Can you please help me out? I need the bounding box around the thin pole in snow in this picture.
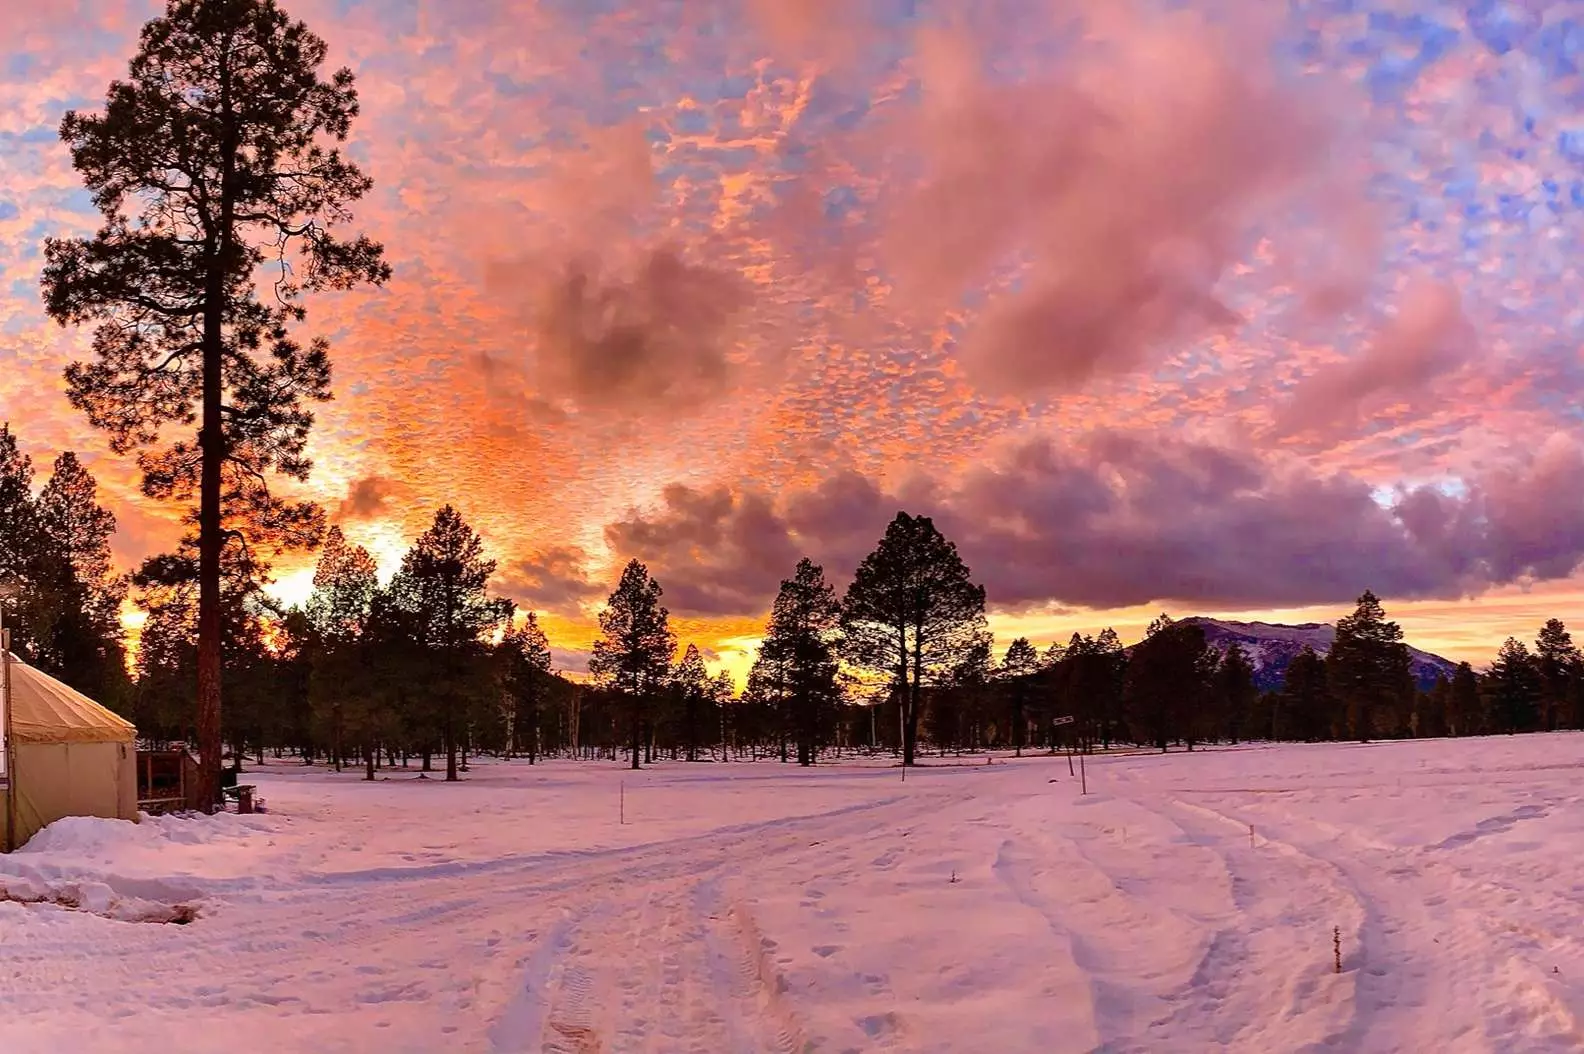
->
[620,780,625,825]
[1079,749,1087,796]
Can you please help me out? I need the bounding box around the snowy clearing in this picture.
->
[2,737,1583,1052]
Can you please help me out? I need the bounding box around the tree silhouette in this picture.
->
[1278,645,1332,741]
[753,558,843,766]
[842,513,986,767]
[385,507,511,780]
[34,452,129,704]
[1124,615,1214,751]
[501,613,553,762]
[306,526,379,777]
[1533,619,1579,732]
[0,426,49,658]
[1485,637,1541,734]
[671,643,714,763]
[1448,661,1482,736]
[590,560,676,770]
[1216,641,1256,744]
[1327,591,1412,742]
[999,637,1040,756]
[42,0,389,810]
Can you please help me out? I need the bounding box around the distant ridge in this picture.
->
[1177,617,1459,693]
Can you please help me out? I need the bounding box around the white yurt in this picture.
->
[2,654,138,850]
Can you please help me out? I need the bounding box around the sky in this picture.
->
[3,0,1584,685]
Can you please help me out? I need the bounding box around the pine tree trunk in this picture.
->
[195,294,224,814]
[364,739,375,781]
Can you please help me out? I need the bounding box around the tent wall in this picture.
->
[3,739,138,848]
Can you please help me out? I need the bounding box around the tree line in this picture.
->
[4,423,1583,773]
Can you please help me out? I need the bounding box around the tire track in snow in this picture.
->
[1213,793,1584,1052]
[505,786,964,1054]
[1161,798,1364,1051]
[698,881,810,1054]
[1170,796,1487,1053]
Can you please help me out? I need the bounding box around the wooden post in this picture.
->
[1079,748,1087,796]
[620,780,625,825]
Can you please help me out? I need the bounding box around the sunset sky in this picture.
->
[3,0,1583,685]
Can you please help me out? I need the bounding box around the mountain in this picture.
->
[1177,617,1459,693]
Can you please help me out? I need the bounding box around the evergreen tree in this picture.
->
[500,613,553,761]
[132,567,198,745]
[1448,661,1482,736]
[0,425,48,658]
[35,452,129,703]
[1092,627,1127,748]
[1484,637,1541,734]
[1327,591,1412,742]
[385,507,511,780]
[43,0,390,810]
[1419,675,1450,738]
[306,527,380,777]
[1216,641,1257,743]
[942,637,993,752]
[841,512,987,767]
[1534,619,1579,732]
[999,637,1040,756]
[589,560,676,770]
[672,643,713,763]
[1277,645,1331,740]
[1124,615,1214,750]
[744,628,793,760]
[752,559,843,766]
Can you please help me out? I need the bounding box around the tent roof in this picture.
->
[4,655,135,744]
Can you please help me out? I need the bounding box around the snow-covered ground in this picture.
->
[2,737,1583,1052]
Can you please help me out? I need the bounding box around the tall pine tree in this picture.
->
[43,0,390,809]
[752,559,843,766]
[35,452,129,703]
[306,527,380,777]
[671,644,714,763]
[1484,637,1541,734]
[999,637,1040,756]
[0,426,48,658]
[385,507,511,780]
[1278,645,1331,740]
[1448,661,1482,736]
[1327,591,1412,742]
[590,560,676,770]
[500,613,553,762]
[841,513,986,767]
[1216,641,1257,744]
[1534,619,1579,732]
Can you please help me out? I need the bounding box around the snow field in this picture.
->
[0,736,1582,1051]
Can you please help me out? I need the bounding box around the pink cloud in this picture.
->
[1278,279,1477,439]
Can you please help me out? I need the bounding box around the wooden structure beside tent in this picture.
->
[1,653,138,851]
[136,748,202,814]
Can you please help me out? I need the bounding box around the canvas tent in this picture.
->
[2,653,138,850]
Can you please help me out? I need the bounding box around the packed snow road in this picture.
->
[1,737,1583,1052]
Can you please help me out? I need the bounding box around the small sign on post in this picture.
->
[1052,715,1075,726]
